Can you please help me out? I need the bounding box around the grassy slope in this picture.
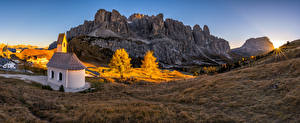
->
[0,41,300,122]
[16,49,55,60]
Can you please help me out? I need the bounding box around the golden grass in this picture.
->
[82,62,98,68]
[0,40,299,122]
[15,49,55,60]
[93,67,194,83]
[0,56,299,122]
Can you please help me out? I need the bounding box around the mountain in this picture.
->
[48,41,57,50]
[66,9,232,68]
[232,37,274,57]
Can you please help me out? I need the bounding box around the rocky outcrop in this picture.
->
[232,37,274,57]
[48,41,57,50]
[67,9,232,67]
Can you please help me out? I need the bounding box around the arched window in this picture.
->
[51,70,54,79]
[63,42,65,47]
[59,72,63,81]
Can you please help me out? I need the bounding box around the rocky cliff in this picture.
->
[232,37,274,57]
[48,41,57,50]
[67,9,232,67]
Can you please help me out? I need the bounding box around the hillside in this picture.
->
[0,40,299,122]
[16,49,55,60]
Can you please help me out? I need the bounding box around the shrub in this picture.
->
[105,78,115,83]
[203,66,217,74]
[193,72,199,76]
[31,82,53,91]
[42,85,53,91]
[59,85,65,92]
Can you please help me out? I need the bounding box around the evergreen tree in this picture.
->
[141,51,159,76]
[109,49,131,79]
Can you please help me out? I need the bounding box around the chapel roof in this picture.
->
[46,52,86,70]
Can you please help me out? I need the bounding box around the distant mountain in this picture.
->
[67,9,233,68]
[232,37,274,57]
[48,41,57,50]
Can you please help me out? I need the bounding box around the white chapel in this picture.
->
[46,33,86,89]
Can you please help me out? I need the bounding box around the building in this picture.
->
[46,33,86,89]
[56,33,67,53]
[0,58,17,69]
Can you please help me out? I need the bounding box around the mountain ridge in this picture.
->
[66,9,232,67]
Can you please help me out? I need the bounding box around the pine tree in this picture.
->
[141,51,159,77]
[109,49,131,79]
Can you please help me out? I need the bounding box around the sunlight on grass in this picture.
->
[95,49,195,83]
[273,48,288,61]
[91,67,194,83]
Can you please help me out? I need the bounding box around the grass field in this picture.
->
[0,40,299,122]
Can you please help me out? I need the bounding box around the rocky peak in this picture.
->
[156,13,164,20]
[203,25,210,36]
[128,13,165,38]
[67,9,232,66]
[94,9,127,23]
[164,18,193,41]
[128,13,146,21]
[128,13,163,21]
[94,9,111,23]
[243,37,273,48]
[192,24,205,45]
[232,37,274,57]
[111,9,124,21]
[193,24,202,31]
[93,9,129,35]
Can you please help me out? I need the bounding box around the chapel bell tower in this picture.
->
[56,33,67,53]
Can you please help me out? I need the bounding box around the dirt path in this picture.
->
[0,74,90,92]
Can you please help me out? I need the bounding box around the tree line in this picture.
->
[109,49,159,79]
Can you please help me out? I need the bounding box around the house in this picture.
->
[46,33,86,89]
[0,58,17,69]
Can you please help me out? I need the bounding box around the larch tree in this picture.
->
[141,51,159,77]
[109,48,131,79]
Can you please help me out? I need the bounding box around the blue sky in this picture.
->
[0,0,299,48]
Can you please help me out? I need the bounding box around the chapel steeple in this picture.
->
[56,33,67,53]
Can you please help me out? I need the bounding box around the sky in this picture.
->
[0,0,299,48]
